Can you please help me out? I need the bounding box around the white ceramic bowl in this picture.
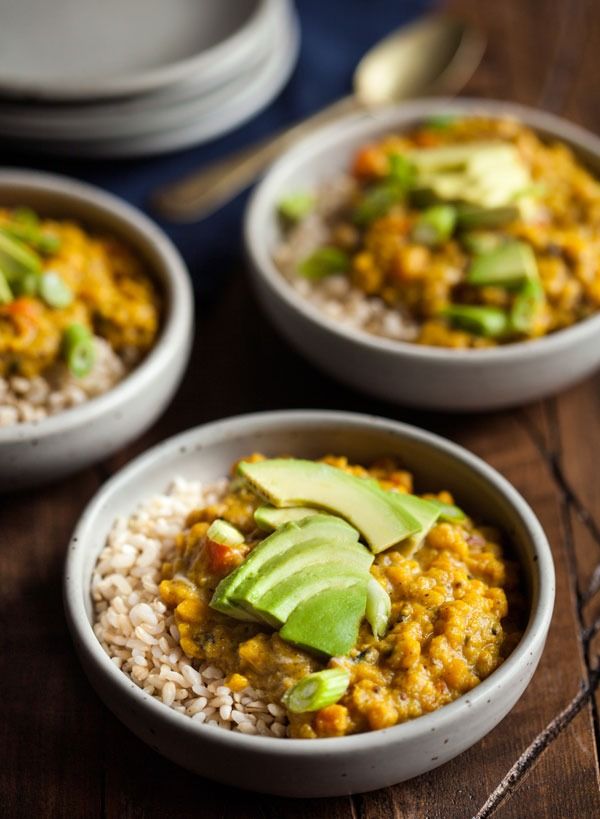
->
[64,410,554,797]
[244,98,600,410]
[0,169,194,490]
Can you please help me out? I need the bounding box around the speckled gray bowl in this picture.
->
[0,169,194,490]
[244,98,600,410]
[64,410,554,797]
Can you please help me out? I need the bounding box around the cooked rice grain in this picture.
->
[91,477,289,738]
[0,336,126,426]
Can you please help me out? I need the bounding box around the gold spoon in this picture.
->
[152,14,485,222]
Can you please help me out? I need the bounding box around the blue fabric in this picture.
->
[3,0,433,297]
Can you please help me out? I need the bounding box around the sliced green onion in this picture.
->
[467,241,538,288]
[427,498,466,523]
[12,270,39,297]
[387,153,416,188]
[511,277,545,333]
[352,183,403,226]
[0,230,41,283]
[0,269,13,304]
[460,231,505,256]
[298,247,350,280]
[411,204,457,246]
[456,204,520,230]
[365,578,391,638]
[206,519,244,547]
[278,192,315,223]
[37,232,61,255]
[282,668,351,713]
[39,271,73,308]
[424,114,457,130]
[62,323,95,378]
[441,305,510,338]
[12,207,39,227]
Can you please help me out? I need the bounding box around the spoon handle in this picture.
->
[152,95,360,222]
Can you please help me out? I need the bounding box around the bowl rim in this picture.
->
[0,0,275,102]
[244,97,600,365]
[64,409,555,756]
[0,168,194,444]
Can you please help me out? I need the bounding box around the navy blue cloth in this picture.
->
[3,0,433,297]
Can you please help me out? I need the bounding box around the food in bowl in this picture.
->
[92,452,524,739]
[274,116,600,348]
[0,207,161,425]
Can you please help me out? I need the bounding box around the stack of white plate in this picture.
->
[0,0,299,157]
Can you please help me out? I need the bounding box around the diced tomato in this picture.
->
[205,539,241,574]
[5,297,41,320]
[352,145,389,179]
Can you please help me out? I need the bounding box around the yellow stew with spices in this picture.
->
[0,207,160,378]
[276,117,600,348]
[159,454,525,738]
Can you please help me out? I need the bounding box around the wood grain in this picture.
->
[3,1,600,817]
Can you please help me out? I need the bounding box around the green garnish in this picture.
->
[411,204,457,246]
[206,519,245,547]
[39,271,73,308]
[460,231,504,256]
[278,192,315,223]
[511,277,545,333]
[365,578,391,638]
[387,153,416,188]
[62,323,95,378]
[456,204,520,230]
[12,207,39,227]
[467,241,538,288]
[12,271,39,297]
[352,183,403,226]
[298,247,350,280]
[282,669,351,713]
[428,498,466,522]
[0,230,41,283]
[424,115,457,130]
[442,305,510,338]
[0,270,13,304]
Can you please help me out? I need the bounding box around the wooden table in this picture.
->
[2,1,600,816]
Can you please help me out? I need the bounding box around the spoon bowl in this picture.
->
[355,15,485,106]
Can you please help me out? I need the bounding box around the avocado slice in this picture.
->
[441,305,510,338]
[254,505,318,531]
[0,230,41,283]
[235,536,371,610]
[209,514,359,620]
[385,492,441,556]
[245,554,373,627]
[279,583,368,657]
[238,459,421,553]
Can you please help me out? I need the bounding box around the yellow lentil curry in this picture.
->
[278,116,600,347]
[0,208,160,378]
[159,455,524,738]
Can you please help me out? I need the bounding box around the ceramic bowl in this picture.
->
[0,169,193,490]
[64,410,554,797]
[244,98,600,411]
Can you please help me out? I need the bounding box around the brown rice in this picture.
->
[91,476,289,738]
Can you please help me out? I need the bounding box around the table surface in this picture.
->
[2,0,600,816]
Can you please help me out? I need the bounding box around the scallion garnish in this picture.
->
[0,269,13,304]
[365,578,391,638]
[411,204,457,246]
[282,668,351,713]
[278,192,315,223]
[511,277,545,333]
[298,247,350,280]
[39,271,73,308]
[441,305,510,338]
[62,322,95,378]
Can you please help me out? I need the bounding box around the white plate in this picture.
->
[0,9,300,157]
[0,0,291,139]
[0,0,275,101]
